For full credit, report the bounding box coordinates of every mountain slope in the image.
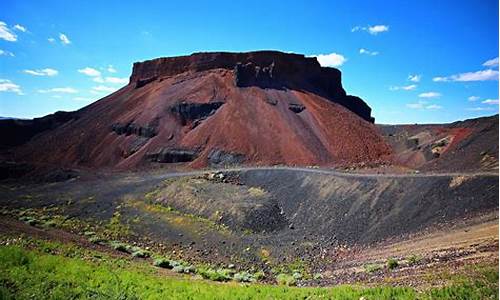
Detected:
[6,51,392,169]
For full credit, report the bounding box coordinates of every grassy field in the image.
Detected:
[0,238,497,300]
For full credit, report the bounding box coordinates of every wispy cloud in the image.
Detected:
[38,87,78,94]
[419,92,441,98]
[408,74,421,82]
[78,67,101,77]
[0,21,17,42]
[48,37,55,43]
[310,53,346,67]
[59,33,71,45]
[406,100,442,110]
[482,99,499,105]
[389,84,417,91]
[107,65,117,73]
[359,48,379,56]
[0,79,23,94]
[23,68,58,76]
[92,85,118,93]
[103,77,128,84]
[0,49,14,56]
[352,24,389,35]
[13,24,27,32]
[426,104,442,110]
[468,96,480,101]
[433,69,499,82]
[483,57,499,68]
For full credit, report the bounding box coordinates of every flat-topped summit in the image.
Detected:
[130,51,373,122]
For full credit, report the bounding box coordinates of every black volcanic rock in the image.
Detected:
[130,51,374,122]
[111,122,157,138]
[170,101,225,126]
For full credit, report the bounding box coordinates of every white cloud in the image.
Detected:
[359,48,379,56]
[59,33,71,45]
[432,76,448,82]
[433,69,499,82]
[13,24,26,32]
[0,21,17,42]
[406,101,425,109]
[389,84,417,91]
[104,77,128,84]
[483,57,499,68]
[107,65,117,73]
[419,92,441,98]
[482,99,499,105]
[23,68,58,76]
[352,24,389,35]
[369,25,389,35]
[426,104,442,110]
[406,100,441,110]
[38,87,78,94]
[0,79,23,94]
[91,76,127,84]
[92,85,118,93]
[408,74,421,82]
[48,37,55,43]
[51,95,62,99]
[78,67,101,77]
[311,53,346,67]
[468,96,480,101]
[0,49,14,56]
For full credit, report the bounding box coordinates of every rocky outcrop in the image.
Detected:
[130,51,374,122]
[111,122,157,138]
[288,103,305,113]
[208,149,245,167]
[170,101,225,126]
[145,148,198,163]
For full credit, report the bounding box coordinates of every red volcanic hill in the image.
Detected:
[3,51,392,169]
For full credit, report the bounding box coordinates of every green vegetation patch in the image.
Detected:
[0,241,497,299]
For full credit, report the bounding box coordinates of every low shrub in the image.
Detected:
[387,257,399,270]
[364,264,382,273]
[197,267,233,282]
[234,271,255,283]
[407,254,422,265]
[131,249,150,258]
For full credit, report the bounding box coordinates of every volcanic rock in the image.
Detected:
[3,51,392,169]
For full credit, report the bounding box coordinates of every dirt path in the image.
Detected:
[154,166,498,181]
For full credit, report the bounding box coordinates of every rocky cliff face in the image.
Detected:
[130,51,374,122]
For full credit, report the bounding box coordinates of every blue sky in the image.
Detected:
[0,0,498,124]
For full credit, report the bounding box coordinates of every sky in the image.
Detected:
[0,0,498,124]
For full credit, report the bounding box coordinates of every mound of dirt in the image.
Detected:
[2,51,391,170]
[149,175,288,233]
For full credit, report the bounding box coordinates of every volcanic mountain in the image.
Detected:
[3,51,392,169]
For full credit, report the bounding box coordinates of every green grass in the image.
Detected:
[0,241,497,299]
